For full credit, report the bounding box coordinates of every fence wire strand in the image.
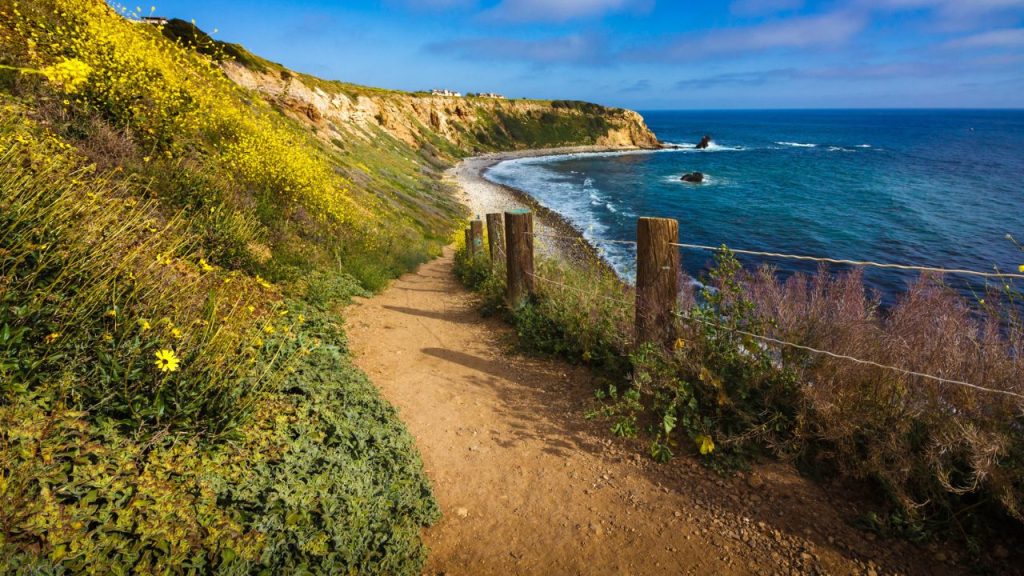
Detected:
[526,271,633,306]
[527,231,640,245]
[676,312,1024,401]
[671,242,1024,280]
[527,232,1022,279]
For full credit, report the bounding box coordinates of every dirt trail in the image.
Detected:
[345,249,960,576]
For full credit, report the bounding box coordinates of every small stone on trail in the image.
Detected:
[456,507,469,518]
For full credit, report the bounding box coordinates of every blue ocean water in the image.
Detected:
[485,110,1024,303]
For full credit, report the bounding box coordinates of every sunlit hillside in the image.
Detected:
[0,1,656,572]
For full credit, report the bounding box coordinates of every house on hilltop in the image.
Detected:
[429,89,462,97]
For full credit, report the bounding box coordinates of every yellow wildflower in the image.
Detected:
[695,434,715,455]
[297,314,305,324]
[40,59,92,94]
[199,258,213,272]
[167,326,182,339]
[105,309,117,318]
[263,324,276,335]
[138,319,151,331]
[1019,264,1024,273]
[673,338,686,351]
[44,332,61,345]
[102,333,113,343]
[154,349,180,373]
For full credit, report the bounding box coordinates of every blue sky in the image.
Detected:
[142,0,1024,109]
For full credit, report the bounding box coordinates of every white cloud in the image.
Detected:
[730,0,804,17]
[945,27,1024,49]
[654,10,866,60]
[482,0,653,23]
[427,33,611,65]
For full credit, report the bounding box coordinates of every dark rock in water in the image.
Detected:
[695,135,712,149]
[681,172,704,183]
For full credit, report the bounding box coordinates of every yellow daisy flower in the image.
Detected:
[695,434,715,455]
[154,349,180,373]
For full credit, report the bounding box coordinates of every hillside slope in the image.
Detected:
[0,2,658,574]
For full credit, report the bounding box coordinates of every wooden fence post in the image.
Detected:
[469,219,484,257]
[486,213,504,264]
[504,209,534,308]
[463,220,483,257]
[635,217,680,345]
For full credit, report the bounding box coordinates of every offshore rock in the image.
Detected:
[681,172,704,183]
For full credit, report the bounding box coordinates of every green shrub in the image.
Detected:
[0,304,439,575]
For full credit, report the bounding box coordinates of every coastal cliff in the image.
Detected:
[221,61,660,155]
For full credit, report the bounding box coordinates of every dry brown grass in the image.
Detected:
[744,266,1024,524]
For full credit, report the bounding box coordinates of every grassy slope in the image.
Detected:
[0,2,649,573]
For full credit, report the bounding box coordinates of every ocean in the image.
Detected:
[485,109,1024,303]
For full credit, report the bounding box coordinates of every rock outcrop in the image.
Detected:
[681,172,704,183]
[221,62,660,154]
[696,135,712,149]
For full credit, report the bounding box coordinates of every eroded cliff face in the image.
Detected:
[222,62,660,154]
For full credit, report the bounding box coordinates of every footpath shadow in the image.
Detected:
[382,305,479,325]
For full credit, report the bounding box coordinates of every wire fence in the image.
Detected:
[514,230,1024,402]
[528,231,1024,280]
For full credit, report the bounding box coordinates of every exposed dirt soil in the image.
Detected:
[345,249,967,576]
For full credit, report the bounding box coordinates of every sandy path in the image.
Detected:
[345,250,958,576]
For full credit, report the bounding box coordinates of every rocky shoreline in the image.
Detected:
[448,145,654,272]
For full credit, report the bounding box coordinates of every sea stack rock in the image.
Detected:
[681,172,704,183]
[695,135,712,149]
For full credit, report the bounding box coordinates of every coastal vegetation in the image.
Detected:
[0,0,650,572]
[455,231,1024,553]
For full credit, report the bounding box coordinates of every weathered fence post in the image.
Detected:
[464,228,473,255]
[468,219,484,257]
[504,209,534,308]
[635,217,680,345]
[486,213,504,264]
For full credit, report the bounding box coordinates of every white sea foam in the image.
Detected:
[666,141,745,152]
[664,173,718,185]
[776,141,817,148]
[855,144,872,148]
[828,146,854,152]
